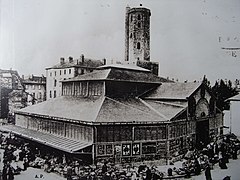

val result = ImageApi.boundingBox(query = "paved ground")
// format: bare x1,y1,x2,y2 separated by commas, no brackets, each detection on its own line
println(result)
194,157,240,180
0,149,65,180
157,155,240,180
14,167,65,180
0,147,239,180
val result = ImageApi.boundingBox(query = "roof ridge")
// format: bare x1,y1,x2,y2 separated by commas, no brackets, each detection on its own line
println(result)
153,101,186,108
137,98,168,120
105,96,158,117
95,96,106,122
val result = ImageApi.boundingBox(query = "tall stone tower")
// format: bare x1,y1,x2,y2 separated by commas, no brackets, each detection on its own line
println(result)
125,5,151,64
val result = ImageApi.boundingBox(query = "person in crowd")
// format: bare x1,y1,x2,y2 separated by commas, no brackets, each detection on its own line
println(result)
219,152,227,169
194,158,201,175
66,164,73,180
102,161,108,174
205,163,212,180
23,155,29,171
146,166,151,179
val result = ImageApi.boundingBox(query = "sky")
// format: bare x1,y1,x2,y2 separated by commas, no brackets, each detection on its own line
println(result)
0,0,240,84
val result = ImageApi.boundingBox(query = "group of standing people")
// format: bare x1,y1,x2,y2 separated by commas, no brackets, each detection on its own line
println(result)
0,131,239,180
0,132,34,180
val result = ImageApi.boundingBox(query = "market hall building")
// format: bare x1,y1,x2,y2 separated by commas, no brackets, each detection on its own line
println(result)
0,65,223,164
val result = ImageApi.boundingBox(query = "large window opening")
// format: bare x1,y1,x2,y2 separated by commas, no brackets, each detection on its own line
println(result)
137,42,141,49
137,22,141,28
138,14,141,20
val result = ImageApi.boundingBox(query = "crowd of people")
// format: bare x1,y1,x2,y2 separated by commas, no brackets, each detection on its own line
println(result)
0,132,239,180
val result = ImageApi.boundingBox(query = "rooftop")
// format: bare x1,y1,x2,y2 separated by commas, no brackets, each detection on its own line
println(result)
45,57,104,70
144,82,201,100
16,95,187,124
62,65,170,84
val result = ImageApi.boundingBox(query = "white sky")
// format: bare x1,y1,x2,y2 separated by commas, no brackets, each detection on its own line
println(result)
0,0,240,83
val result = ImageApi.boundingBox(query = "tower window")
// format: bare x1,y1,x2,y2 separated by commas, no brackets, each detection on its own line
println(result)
138,22,141,28
138,14,141,20
130,33,132,38
137,42,141,49
130,15,133,22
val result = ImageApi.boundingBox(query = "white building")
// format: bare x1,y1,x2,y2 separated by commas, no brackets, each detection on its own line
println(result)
225,93,240,137
23,75,46,106
45,55,104,100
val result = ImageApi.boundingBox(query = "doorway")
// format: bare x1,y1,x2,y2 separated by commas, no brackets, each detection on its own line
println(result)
196,119,209,149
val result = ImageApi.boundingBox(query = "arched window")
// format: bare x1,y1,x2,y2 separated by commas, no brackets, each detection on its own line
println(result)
195,98,209,118
137,22,141,28
137,42,141,49
138,14,141,20
130,33,132,38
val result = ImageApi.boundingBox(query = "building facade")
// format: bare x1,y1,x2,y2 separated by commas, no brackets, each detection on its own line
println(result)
225,94,240,137
45,55,104,100
23,75,46,106
0,65,223,164
0,69,26,121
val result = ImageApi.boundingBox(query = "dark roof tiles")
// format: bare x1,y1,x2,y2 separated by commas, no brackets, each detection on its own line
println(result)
145,82,201,100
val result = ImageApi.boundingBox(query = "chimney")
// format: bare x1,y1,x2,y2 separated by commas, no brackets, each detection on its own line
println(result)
22,75,24,79
102,58,106,65
80,54,84,63
60,57,65,65
69,56,73,63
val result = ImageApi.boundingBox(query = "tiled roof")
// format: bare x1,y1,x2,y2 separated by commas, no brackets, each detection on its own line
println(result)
96,97,163,123
17,96,105,122
63,69,111,82
142,100,186,120
46,58,104,70
98,64,150,72
0,125,91,153
144,82,201,100
63,66,169,84
16,95,185,123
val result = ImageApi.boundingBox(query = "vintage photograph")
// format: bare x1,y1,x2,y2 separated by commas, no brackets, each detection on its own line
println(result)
0,0,240,179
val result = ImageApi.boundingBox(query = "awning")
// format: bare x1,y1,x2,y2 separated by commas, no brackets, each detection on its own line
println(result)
0,125,92,154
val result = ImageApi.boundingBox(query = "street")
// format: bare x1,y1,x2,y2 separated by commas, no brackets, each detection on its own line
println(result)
13,156,240,180
194,157,240,180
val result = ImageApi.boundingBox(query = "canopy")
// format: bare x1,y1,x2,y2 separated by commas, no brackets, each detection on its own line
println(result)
0,125,92,154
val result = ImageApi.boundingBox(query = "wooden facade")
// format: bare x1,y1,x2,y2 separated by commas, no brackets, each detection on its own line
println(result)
10,67,223,165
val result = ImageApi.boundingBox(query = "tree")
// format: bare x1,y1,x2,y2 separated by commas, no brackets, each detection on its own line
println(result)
211,79,238,110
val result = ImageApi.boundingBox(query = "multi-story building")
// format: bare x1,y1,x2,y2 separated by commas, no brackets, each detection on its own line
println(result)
22,75,46,106
45,55,104,100
0,69,26,121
